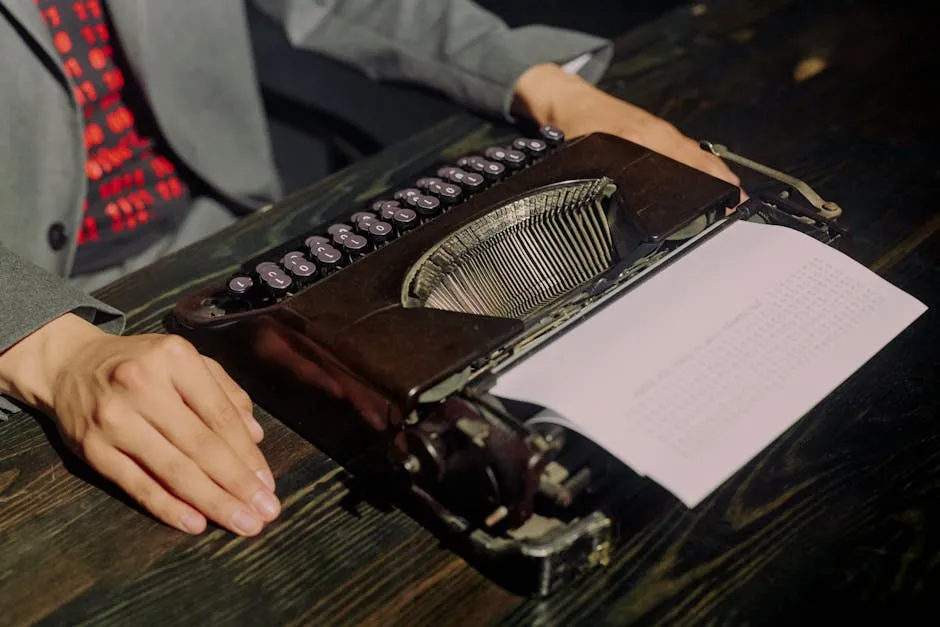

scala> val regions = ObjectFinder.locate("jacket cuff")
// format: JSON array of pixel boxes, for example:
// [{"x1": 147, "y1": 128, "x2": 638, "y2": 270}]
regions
[
  {"x1": 477, "y1": 25, "x2": 614, "y2": 122},
  {"x1": 0, "y1": 249, "x2": 126, "y2": 416}
]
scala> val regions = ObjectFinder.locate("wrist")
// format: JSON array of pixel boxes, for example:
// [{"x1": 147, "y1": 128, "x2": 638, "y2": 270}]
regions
[
  {"x1": 0, "y1": 313, "x2": 104, "y2": 412},
  {"x1": 511, "y1": 62, "x2": 595, "y2": 127}
]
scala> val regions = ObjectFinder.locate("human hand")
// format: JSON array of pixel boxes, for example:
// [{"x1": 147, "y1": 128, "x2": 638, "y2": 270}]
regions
[
  {"x1": 0, "y1": 313, "x2": 279, "y2": 536},
  {"x1": 512, "y1": 64, "x2": 743, "y2": 194}
]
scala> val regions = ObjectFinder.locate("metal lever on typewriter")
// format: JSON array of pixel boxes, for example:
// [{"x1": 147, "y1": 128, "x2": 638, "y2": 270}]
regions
[
  {"x1": 393, "y1": 395, "x2": 560, "y2": 530},
  {"x1": 699, "y1": 140, "x2": 843, "y2": 220}
]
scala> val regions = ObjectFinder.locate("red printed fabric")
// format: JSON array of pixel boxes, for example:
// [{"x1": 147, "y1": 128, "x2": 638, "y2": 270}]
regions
[{"x1": 35, "y1": 0, "x2": 195, "y2": 274}]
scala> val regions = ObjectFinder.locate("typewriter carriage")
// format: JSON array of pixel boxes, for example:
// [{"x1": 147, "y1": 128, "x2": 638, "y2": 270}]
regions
[{"x1": 171, "y1": 131, "x2": 847, "y2": 597}]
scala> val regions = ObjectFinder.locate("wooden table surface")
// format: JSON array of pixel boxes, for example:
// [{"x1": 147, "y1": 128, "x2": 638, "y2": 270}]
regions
[{"x1": 2, "y1": 0, "x2": 938, "y2": 624}]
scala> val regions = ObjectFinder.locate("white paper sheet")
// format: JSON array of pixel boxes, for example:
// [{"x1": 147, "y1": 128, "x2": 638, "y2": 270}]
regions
[{"x1": 492, "y1": 219, "x2": 927, "y2": 507}]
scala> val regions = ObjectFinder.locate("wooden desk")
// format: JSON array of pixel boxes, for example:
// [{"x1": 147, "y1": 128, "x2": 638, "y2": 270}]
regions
[{"x1": 2, "y1": 0, "x2": 937, "y2": 624}]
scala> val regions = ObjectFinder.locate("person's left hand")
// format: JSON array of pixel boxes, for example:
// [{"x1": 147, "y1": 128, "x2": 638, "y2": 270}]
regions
[{"x1": 512, "y1": 63, "x2": 743, "y2": 197}]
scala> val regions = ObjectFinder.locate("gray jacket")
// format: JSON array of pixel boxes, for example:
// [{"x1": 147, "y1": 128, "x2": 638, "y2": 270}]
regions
[{"x1": 0, "y1": 0, "x2": 611, "y2": 412}]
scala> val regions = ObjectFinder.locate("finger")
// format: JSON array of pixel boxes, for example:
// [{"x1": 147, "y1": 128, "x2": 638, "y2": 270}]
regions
[
  {"x1": 202, "y1": 356, "x2": 264, "y2": 443},
  {"x1": 83, "y1": 435, "x2": 207, "y2": 534},
  {"x1": 114, "y1": 418, "x2": 270, "y2": 536},
  {"x1": 142, "y1": 393, "x2": 281, "y2": 522},
  {"x1": 160, "y1": 340, "x2": 275, "y2": 491}
]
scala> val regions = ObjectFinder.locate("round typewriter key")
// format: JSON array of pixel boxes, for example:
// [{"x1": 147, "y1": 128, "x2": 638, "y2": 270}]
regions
[
  {"x1": 281, "y1": 251, "x2": 306, "y2": 267},
  {"x1": 468, "y1": 159, "x2": 505, "y2": 181},
  {"x1": 332, "y1": 230, "x2": 352, "y2": 248},
  {"x1": 484, "y1": 146, "x2": 509, "y2": 162},
  {"x1": 283, "y1": 253, "x2": 317, "y2": 281},
  {"x1": 305, "y1": 235, "x2": 331, "y2": 255},
  {"x1": 316, "y1": 246, "x2": 342, "y2": 273},
  {"x1": 447, "y1": 169, "x2": 485, "y2": 192},
  {"x1": 371, "y1": 199, "x2": 399, "y2": 214},
  {"x1": 416, "y1": 177, "x2": 443, "y2": 191},
  {"x1": 368, "y1": 220, "x2": 394, "y2": 244},
  {"x1": 379, "y1": 203, "x2": 400, "y2": 221},
  {"x1": 514, "y1": 136, "x2": 548, "y2": 156},
  {"x1": 350, "y1": 211, "x2": 373, "y2": 224},
  {"x1": 342, "y1": 233, "x2": 369, "y2": 258},
  {"x1": 328, "y1": 223, "x2": 352, "y2": 236},
  {"x1": 539, "y1": 125, "x2": 565, "y2": 145},
  {"x1": 408, "y1": 194, "x2": 441, "y2": 218},
  {"x1": 456, "y1": 156, "x2": 477, "y2": 169},
  {"x1": 393, "y1": 208, "x2": 418, "y2": 231},
  {"x1": 289, "y1": 260, "x2": 317, "y2": 280},
  {"x1": 393, "y1": 188, "x2": 422, "y2": 202},
  {"x1": 442, "y1": 167, "x2": 467, "y2": 183},
  {"x1": 503, "y1": 148, "x2": 527, "y2": 168},
  {"x1": 436, "y1": 166, "x2": 460, "y2": 179},
  {"x1": 259, "y1": 267, "x2": 292, "y2": 294},
  {"x1": 354, "y1": 214, "x2": 377, "y2": 233},
  {"x1": 430, "y1": 181, "x2": 462, "y2": 205},
  {"x1": 254, "y1": 261, "x2": 279, "y2": 275},
  {"x1": 227, "y1": 274, "x2": 254, "y2": 296}
]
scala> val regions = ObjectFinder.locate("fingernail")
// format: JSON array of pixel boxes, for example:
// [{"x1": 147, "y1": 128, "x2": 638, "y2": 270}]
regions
[
  {"x1": 246, "y1": 414, "x2": 264, "y2": 440},
  {"x1": 180, "y1": 511, "x2": 205, "y2": 534},
  {"x1": 231, "y1": 509, "x2": 263, "y2": 536},
  {"x1": 252, "y1": 489, "x2": 280, "y2": 519},
  {"x1": 256, "y1": 469, "x2": 276, "y2": 491}
]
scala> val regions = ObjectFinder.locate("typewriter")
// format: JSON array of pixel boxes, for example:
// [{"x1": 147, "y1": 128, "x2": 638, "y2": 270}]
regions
[{"x1": 172, "y1": 127, "x2": 847, "y2": 596}]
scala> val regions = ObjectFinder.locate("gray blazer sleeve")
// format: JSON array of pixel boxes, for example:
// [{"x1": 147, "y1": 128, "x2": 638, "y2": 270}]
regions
[
  {"x1": 0, "y1": 245, "x2": 125, "y2": 415},
  {"x1": 250, "y1": 0, "x2": 614, "y2": 120}
]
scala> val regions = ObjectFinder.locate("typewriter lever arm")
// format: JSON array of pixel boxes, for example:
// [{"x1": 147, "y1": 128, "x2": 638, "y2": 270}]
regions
[{"x1": 699, "y1": 140, "x2": 843, "y2": 220}]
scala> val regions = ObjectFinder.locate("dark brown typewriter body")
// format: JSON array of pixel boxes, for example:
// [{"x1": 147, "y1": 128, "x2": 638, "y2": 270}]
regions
[{"x1": 173, "y1": 131, "x2": 847, "y2": 596}]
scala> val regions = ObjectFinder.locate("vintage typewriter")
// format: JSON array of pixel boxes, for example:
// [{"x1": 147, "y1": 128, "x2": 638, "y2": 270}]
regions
[{"x1": 172, "y1": 127, "x2": 847, "y2": 596}]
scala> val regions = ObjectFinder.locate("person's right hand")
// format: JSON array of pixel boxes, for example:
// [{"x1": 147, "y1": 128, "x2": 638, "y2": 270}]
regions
[{"x1": 0, "y1": 313, "x2": 280, "y2": 536}]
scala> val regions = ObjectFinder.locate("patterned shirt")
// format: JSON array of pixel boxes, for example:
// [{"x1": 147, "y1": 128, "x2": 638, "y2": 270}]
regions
[{"x1": 35, "y1": 0, "x2": 198, "y2": 274}]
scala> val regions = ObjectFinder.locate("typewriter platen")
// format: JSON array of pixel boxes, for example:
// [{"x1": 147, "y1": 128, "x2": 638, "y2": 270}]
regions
[{"x1": 172, "y1": 128, "x2": 847, "y2": 596}]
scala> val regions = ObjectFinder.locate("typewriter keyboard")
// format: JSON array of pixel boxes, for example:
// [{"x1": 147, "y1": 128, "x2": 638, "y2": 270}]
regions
[{"x1": 221, "y1": 125, "x2": 567, "y2": 308}]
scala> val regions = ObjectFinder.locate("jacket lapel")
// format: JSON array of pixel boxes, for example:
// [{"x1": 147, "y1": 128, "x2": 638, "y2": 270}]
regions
[{"x1": 0, "y1": 0, "x2": 70, "y2": 92}]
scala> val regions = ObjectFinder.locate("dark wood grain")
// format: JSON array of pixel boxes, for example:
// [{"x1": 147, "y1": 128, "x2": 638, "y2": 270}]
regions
[{"x1": 2, "y1": 0, "x2": 938, "y2": 624}]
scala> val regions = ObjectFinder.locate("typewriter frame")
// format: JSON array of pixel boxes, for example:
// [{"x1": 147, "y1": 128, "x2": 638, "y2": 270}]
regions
[{"x1": 171, "y1": 132, "x2": 848, "y2": 597}]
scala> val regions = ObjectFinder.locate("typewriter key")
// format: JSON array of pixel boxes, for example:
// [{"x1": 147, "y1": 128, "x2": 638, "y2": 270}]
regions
[
  {"x1": 282, "y1": 254, "x2": 317, "y2": 283},
  {"x1": 354, "y1": 214, "x2": 377, "y2": 234},
  {"x1": 281, "y1": 251, "x2": 306, "y2": 267},
  {"x1": 484, "y1": 146, "x2": 509, "y2": 162},
  {"x1": 416, "y1": 177, "x2": 443, "y2": 191},
  {"x1": 539, "y1": 125, "x2": 565, "y2": 145},
  {"x1": 513, "y1": 137, "x2": 548, "y2": 156},
  {"x1": 257, "y1": 265, "x2": 292, "y2": 295},
  {"x1": 455, "y1": 156, "x2": 477, "y2": 169},
  {"x1": 468, "y1": 158, "x2": 505, "y2": 181},
  {"x1": 305, "y1": 235, "x2": 331, "y2": 255},
  {"x1": 254, "y1": 261, "x2": 279, "y2": 276},
  {"x1": 316, "y1": 246, "x2": 342, "y2": 273},
  {"x1": 332, "y1": 230, "x2": 353, "y2": 248},
  {"x1": 428, "y1": 181, "x2": 462, "y2": 205},
  {"x1": 407, "y1": 194, "x2": 441, "y2": 218},
  {"x1": 328, "y1": 223, "x2": 352, "y2": 237},
  {"x1": 350, "y1": 211, "x2": 373, "y2": 224},
  {"x1": 226, "y1": 274, "x2": 254, "y2": 297},
  {"x1": 342, "y1": 233, "x2": 370, "y2": 259},
  {"x1": 368, "y1": 220, "x2": 394, "y2": 244},
  {"x1": 503, "y1": 148, "x2": 527, "y2": 168},
  {"x1": 392, "y1": 208, "x2": 418, "y2": 231},
  {"x1": 445, "y1": 168, "x2": 485, "y2": 192},
  {"x1": 436, "y1": 166, "x2": 459, "y2": 179},
  {"x1": 371, "y1": 199, "x2": 398, "y2": 214},
  {"x1": 393, "y1": 188, "x2": 422, "y2": 202}
]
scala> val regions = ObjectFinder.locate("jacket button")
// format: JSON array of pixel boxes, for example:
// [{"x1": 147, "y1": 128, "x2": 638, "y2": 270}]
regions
[{"x1": 48, "y1": 223, "x2": 68, "y2": 251}]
